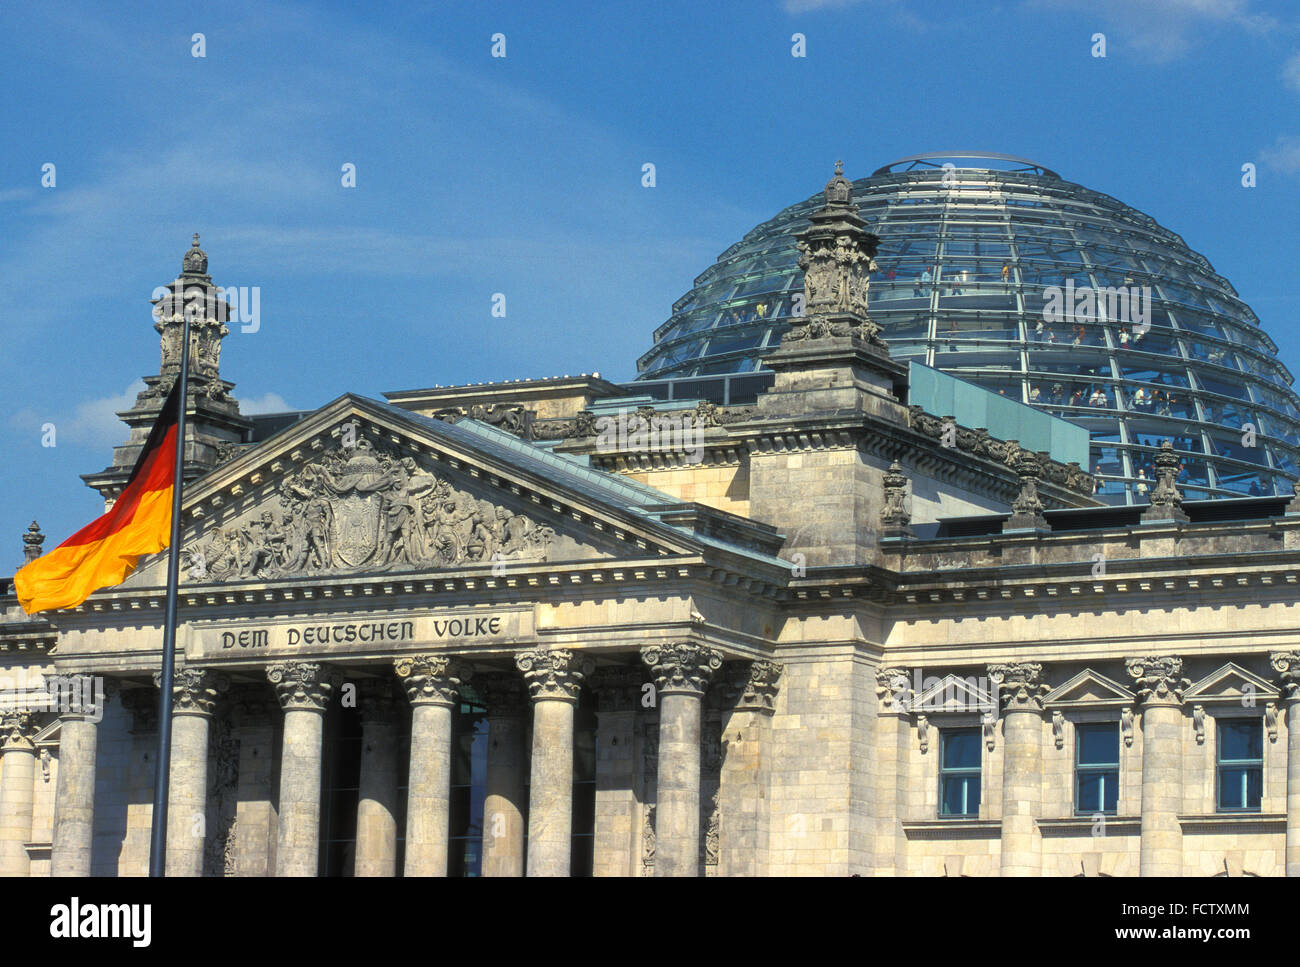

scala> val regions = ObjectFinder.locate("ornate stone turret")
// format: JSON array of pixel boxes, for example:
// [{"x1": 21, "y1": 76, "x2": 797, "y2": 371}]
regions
[
  {"x1": 82, "y1": 236, "x2": 254, "y2": 506},
  {"x1": 754, "y1": 161, "x2": 907, "y2": 423},
  {"x1": 21, "y1": 522, "x2": 43, "y2": 564},
  {"x1": 785, "y1": 160, "x2": 883, "y2": 347},
  {"x1": 880, "y1": 461, "x2": 912, "y2": 538}
]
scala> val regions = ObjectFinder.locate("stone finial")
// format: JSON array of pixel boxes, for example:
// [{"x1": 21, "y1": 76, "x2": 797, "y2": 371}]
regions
[
  {"x1": 641, "y1": 641, "x2": 723, "y2": 696},
  {"x1": 182, "y1": 232, "x2": 208, "y2": 276},
  {"x1": 153, "y1": 666, "x2": 229, "y2": 717},
  {"x1": 1127, "y1": 656, "x2": 1190, "y2": 707},
  {"x1": 1004, "y1": 452, "x2": 1048, "y2": 531},
  {"x1": 22, "y1": 521, "x2": 43, "y2": 564},
  {"x1": 1271, "y1": 652, "x2": 1300, "y2": 701},
  {"x1": 881, "y1": 461, "x2": 912, "y2": 537},
  {"x1": 824, "y1": 159, "x2": 853, "y2": 207},
  {"x1": 1142, "y1": 440, "x2": 1189, "y2": 523},
  {"x1": 515, "y1": 648, "x2": 593, "y2": 703},
  {"x1": 266, "y1": 661, "x2": 340, "y2": 712},
  {"x1": 393, "y1": 655, "x2": 472, "y2": 707},
  {"x1": 988, "y1": 662, "x2": 1049, "y2": 712}
]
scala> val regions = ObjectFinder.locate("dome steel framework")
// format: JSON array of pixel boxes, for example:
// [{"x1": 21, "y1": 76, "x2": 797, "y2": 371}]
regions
[{"x1": 635, "y1": 155, "x2": 1300, "y2": 503}]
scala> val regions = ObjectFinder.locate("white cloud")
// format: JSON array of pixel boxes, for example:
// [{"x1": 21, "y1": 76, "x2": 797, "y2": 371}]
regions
[
  {"x1": 1031, "y1": 0, "x2": 1276, "y2": 62},
  {"x1": 1284, "y1": 51, "x2": 1300, "y2": 95},
  {"x1": 8, "y1": 380, "x2": 147, "y2": 449},
  {"x1": 783, "y1": 0, "x2": 866, "y2": 11},
  {"x1": 1261, "y1": 135, "x2": 1300, "y2": 175},
  {"x1": 240, "y1": 392, "x2": 293, "y2": 415}
]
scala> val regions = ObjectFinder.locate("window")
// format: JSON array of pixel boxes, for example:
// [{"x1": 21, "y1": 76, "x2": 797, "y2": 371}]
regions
[
  {"x1": 1075, "y1": 723, "x2": 1119, "y2": 815},
  {"x1": 939, "y1": 728, "x2": 981, "y2": 817},
  {"x1": 1217, "y1": 719, "x2": 1263, "y2": 812}
]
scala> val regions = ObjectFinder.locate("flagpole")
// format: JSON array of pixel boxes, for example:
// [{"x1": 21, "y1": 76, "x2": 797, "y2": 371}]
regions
[{"x1": 149, "y1": 308, "x2": 191, "y2": 877}]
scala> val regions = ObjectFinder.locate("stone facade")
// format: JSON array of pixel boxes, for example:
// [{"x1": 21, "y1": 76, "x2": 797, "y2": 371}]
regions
[{"x1": 2, "y1": 170, "x2": 1297, "y2": 877}]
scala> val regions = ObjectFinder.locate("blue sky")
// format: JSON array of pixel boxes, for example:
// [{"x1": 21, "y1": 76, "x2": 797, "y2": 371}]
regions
[{"x1": 2, "y1": 0, "x2": 1299, "y2": 549}]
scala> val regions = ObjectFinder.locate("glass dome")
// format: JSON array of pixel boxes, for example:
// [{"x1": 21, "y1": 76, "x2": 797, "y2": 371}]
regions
[{"x1": 635, "y1": 153, "x2": 1300, "y2": 504}]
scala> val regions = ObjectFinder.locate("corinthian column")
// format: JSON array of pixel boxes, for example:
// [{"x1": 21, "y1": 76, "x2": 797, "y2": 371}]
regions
[
  {"x1": 1129, "y1": 656, "x2": 1189, "y2": 877},
  {"x1": 0, "y1": 712, "x2": 40, "y2": 876},
  {"x1": 156, "y1": 667, "x2": 228, "y2": 876},
  {"x1": 394, "y1": 655, "x2": 470, "y2": 877},
  {"x1": 50, "y1": 674, "x2": 110, "y2": 877},
  {"x1": 267, "y1": 662, "x2": 339, "y2": 877},
  {"x1": 989, "y1": 662, "x2": 1048, "y2": 877},
  {"x1": 1272, "y1": 652, "x2": 1300, "y2": 877},
  {"x1": 516, "y1": 648, "x2": 594, "y2": 877},
  {"x1": 354, "y1": 682, "x2": 402, "y2": 877},
  {"x1": 641, "y1": 641, "x2": 723, "y2": 877},
  {"x1": 478, "y1": 671, "x2": 527, "y2": 877}
]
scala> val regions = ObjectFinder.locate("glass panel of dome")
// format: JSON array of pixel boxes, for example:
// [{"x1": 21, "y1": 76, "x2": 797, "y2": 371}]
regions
[
  {"x1": 1197, "y1": 374, "x2": 1249, "y2": 400},
  {"x1": 706, "y1": 330, "x2": 765, "y2": 356}
]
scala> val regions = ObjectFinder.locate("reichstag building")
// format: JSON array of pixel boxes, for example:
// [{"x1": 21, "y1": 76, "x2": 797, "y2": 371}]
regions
[{"x1": 3, "y1": 154, "x2": 1300, "y2": 877}]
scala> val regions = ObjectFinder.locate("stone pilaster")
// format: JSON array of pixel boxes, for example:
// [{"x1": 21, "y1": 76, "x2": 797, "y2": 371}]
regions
[
  {"x1": 154, "y1": 667, "x2": 228, "y2": 877},
  {"x1": 394, "y1": 655, "x2": 470, "y2": 877},
  {"x1": 478, "y1": 671, "x2": 527, "y2": 877},
  {"x1": 50, "y1": 674, "x2": 111, "y2": 877},
  {"x1": 589, "y1": 666, "x2": 643, "y2": 877},
  {"x1": 989, "y1": 662, "x2": 1048, "y2": 876},
  {"x1": 267, "y1": 661, "x2": 339, "y2": 877},
  {"x1": 0, "y1": 711, "x2": 40, "y2": 876},
  {"x1": 1272, "y1": 651, "x2": 1300, "y2": 877},
  {"x1": 716, "y1": 660, "x2": 781, "y2": 877},
  {"x1": 516, "y1": 648, "x2": 594, "y2": 877},
  {"x1": 875, "y1": 667, "x2": 913, "y2": 876},
  {"x1": 641, "y1": 641, "x2": 723, "y2": 877},
  {"x1": 355, "y1": 682, "x2": 402, "y2": 877},
  {"x1": 231, "y1": 689, "x2": 279, "y2": 877},
  {"x1": 1129, "y1": 656, "x2": 1189, "y2": 876}
]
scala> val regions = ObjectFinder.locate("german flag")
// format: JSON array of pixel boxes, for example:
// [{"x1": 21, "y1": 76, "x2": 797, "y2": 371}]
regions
[{"x1": 15, "y1": 380, "x2": 184, "y2": 614}]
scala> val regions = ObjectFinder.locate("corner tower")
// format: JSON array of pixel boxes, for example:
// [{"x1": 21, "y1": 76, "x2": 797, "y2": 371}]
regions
[{"x1": 82, "y1": 235, "x2": 254, "y2": 504}]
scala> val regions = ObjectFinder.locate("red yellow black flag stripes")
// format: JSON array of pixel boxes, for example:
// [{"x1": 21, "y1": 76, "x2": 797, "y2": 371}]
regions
[{"x1": 14, "y1": 380, "x2": 183, "y2": 614}]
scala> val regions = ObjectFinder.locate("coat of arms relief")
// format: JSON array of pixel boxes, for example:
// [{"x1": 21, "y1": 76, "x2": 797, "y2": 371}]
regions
[{"x1": 182, "y1": 433, "x2": 555, "y2": 582}]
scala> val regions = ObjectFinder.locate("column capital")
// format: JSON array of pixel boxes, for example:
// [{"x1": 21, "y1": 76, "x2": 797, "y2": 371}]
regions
[
  {"x1": 988, "y1": 661, "x2": 1049, "y2": 712},
  {"x1": 721, "y1": 659, "x2": 784, "y2": 714},
  {"x1": 641, "y1": 641, "x2": 723, "y2": 697},
  {"x1": 0, "y1": 710, "x2": 39, "y2": 752},
  {"x1": 477, "y1": 670, "x2": 527, "y2": 717},
  {"x1": 589, "y1": 666, "x2": 645, "y2": 713},
  {"x1": 266, "y1": 661, "x2": 340, "y2": 712},
  {"x1": 1271, "y1": 651, "x2": 1300, "y2": 701},
  {"x1": 394, "y1": 655, "x2": 471, "y2": 708},
  {"x1": 515, "y1": 649, "x2": 594, "y2": 703},
  {"x1": 1127, "y1": 656, "x2": 1189, "y2": 707},
  {"x1": 48, "y1": 673, "x2": 114, "y2": 721},
  {"x1": 154, "y1": 667, "x2": 230, "y2": 717}
]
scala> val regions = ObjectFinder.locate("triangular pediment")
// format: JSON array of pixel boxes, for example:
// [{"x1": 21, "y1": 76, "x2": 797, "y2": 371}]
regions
[
  {"x1": 1185, "y1": 662, "x2": 1278, "y2": 705},
  {"x1": 912, "y1": 672, "x2": 997, "y2": 714},
  {"x1": 120, "y1": 394, "x2": 786, "y2": 590},
  {"x1": 1044, "y1": 669, "x2": 1134, "y2": 709}
]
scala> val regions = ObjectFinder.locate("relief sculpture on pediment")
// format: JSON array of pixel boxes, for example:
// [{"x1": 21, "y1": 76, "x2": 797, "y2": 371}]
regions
[{"x1": 183, "y1": 433, "x2": 555, "y2": 581}]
